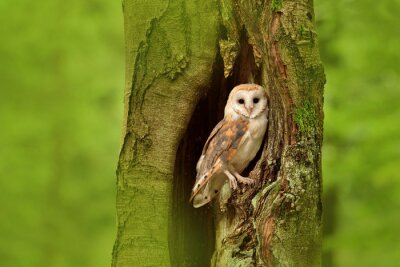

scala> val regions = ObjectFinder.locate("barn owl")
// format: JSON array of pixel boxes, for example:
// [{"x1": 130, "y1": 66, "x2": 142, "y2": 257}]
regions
[{"x1": 190, "y1": 84, "x2": 268, "y2": 208}]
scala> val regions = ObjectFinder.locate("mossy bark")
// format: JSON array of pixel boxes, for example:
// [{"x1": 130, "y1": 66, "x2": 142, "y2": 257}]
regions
[{"x1": 112, "y1": 0, "x2": 324, "y2": 266}]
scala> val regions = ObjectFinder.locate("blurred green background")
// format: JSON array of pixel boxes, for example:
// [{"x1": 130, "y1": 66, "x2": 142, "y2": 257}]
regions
[
  {"x1": 317, "y1": 1, "x2": 400, "y2": 266},
  {"x1": 0, "y1": 0, "x2": 398, "y2": 267},
  {"x1": 0, "y1": 1, "x2": 124, "y2": 266}
]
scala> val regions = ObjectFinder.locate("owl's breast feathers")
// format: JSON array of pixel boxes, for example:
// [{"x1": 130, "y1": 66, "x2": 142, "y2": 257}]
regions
[{"x1": 190, "y1": 118, "x2": 249, "y2": 201}]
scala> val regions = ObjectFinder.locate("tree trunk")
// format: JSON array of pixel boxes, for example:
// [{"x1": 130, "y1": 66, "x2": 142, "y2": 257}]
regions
[{"x1": 112, "y1": 0, "x2": 324, "y2": 266}]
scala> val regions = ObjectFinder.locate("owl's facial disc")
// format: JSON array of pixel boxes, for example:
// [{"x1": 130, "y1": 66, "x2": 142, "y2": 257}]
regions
[
  {"x1": 233, "y1": 90, "x2": 267, "y2": 119},
  {"x1": 224, "y1": 84, "x2": 268, "y2": 120}
]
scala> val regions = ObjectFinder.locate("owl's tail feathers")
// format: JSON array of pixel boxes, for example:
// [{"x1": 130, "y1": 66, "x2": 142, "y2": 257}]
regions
[
  {"x1": 192, "y1": 184, "x2": 212, "y2": 208},
  {"x1": 189, "y1": 174, "x2": 210, "y2": 205},
  {"x1": 190, "y1": 174, "x2": 227, "y2": 208},
  {"x1": 190, "y1": 164, "x2": 218, "y2": 203}
]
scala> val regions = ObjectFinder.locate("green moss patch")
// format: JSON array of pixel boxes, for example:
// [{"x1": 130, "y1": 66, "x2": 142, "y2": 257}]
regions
[
  {"x1": 294, "y1": 101, "x2": 316, "y2": 134},
  {"x1": 271, "y1": 0, "x2": 283, "y2": 11}
]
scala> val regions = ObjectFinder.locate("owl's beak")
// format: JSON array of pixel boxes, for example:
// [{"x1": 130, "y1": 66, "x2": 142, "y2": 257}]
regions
[{"x1": 247, "y1": 105, "x2": 254, "y2": 115}]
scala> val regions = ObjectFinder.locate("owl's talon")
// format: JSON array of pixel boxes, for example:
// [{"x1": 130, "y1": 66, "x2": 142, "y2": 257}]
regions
[
  {"x1": 229, "y1": 177, "x2": 238, "y2": 189},
  {"x1": 224, "y1": 170, "x2": 238, "y2": 190},
  {"x1": 234, "y1": 172, "x2": 255, "y2": 185}
]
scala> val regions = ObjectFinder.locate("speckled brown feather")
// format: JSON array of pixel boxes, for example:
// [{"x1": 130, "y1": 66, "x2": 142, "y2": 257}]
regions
[{"x1": 190, "y1": 118, "x2": 249, "y2": 202}]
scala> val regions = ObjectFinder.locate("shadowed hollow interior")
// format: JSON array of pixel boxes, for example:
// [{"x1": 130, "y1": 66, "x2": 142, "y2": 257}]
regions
[{"x1": 169, "y1": 36, "x2": 261, "y2": 266}]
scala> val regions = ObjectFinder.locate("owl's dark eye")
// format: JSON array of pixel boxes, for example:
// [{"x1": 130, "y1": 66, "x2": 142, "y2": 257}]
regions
[
  {"x1": 238, "y1": 99, "x2": 245, "y2": 104},
  {"x1": 253, "y1": 97, "x2": 259, "y2": 104}
]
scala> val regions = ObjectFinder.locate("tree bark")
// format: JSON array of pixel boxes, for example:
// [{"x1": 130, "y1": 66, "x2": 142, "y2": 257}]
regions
[{"x1": 112, "y1": 0, "x2": 324, "y2": 266}]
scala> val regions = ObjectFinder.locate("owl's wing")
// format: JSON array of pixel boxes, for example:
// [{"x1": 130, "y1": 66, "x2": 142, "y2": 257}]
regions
[
  {"x1": 190, "y1": 118, "x2": 249, "y2": 206},
  {"x1": 196, "y1": 119, "x2": 225, "y2": 172}
]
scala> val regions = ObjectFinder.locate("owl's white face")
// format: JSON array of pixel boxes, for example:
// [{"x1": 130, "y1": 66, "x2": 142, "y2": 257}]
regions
[{"x1": 225, "y1": 84, "x2": 268, "y2": 120}]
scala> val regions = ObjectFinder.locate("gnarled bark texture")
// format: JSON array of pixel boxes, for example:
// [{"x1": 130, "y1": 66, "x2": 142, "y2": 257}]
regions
[{"x1": 112, "y1": 0, "x2": 324, "y2": 267}]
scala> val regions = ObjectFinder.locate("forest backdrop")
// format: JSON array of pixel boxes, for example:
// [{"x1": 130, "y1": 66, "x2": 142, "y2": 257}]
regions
[{"x1": 0, "y1": 0, "x2": 398, "y2": 267}]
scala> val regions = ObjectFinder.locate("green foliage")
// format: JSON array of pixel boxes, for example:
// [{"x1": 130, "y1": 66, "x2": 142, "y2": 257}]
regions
[
  {"x1": 0, "y1": 0, "x2": 124, "y2": 266},
  {"x1": 316, "y1": 0, "x2": 400, "y2": 266}
]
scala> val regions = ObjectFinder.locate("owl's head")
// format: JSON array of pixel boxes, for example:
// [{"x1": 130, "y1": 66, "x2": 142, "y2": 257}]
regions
[{"x1": 225, "y1": 84, "x2": 268, "y2": 120}]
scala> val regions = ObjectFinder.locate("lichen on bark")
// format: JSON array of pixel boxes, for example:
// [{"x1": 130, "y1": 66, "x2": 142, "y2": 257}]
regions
[{"x1": 210, "y1": 0, "x2": 324, "y2": 266}]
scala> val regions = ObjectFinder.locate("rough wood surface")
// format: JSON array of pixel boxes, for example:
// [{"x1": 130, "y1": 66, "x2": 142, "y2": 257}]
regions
[
  {"x1": 112, "y1": 1, "x2": 219, "y2": 266},
  {"x1": 113, "y1": 0, "x2": 324, "y2": 266},
  {"x1": 211, "y1": 1, "x2": 324, "y2": 266}
]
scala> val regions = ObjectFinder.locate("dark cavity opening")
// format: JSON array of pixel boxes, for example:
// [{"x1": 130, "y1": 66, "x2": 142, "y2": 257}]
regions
[{"x1": 169, "y1": 32, "x2": 260, "y2": 266}]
